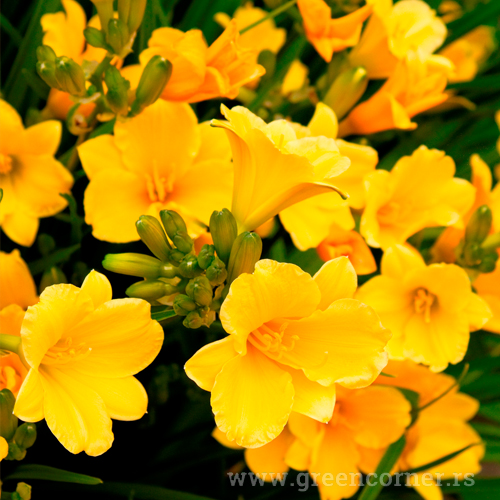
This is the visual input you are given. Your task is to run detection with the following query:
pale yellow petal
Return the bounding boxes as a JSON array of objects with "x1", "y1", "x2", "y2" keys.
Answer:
[
  {"x1": 14, "y1": 368, "x2": 45, "y2": 422},
  {"x1": 81, "y1": 270, "x2": 112, "y2": 309}
]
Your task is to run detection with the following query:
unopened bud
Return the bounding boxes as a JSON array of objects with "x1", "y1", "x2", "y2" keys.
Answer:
[
  {"x1": 136, "y1": 215, "x2": 171, "y2": 261},
  {"x1": 13, "y1": 423, "x2": 37, "y2": 450},
  {"x1": 36, "y1": 45, "x2": 56, "y2": 63},
  {"x1": 323, "y1": 66, "x2": 368, "y2": 120},
  {"x1": 465, "y1": 205, "x2": 492, "y2": 245},
  {"x1": 197, "y1": 244, "x2": 215, "y2": 270},
  {"x1": 90, "y1": 0, "x2": 114, "y2": 35},
  {"x1": 104, "y1": 66, "x2": 130, "y2": 115},
  {"x1": 206, "y1": 256, "x2": 227, "y2": 286},
  {"x1": 54, "y1": 57, "x2": 87, "y2": 97},
  {"x1": 183, "y1": 311, "x2": 204, "y2": 329},
  {"x1": 173, "y1": 294, "x2": 197, "y2": 316},
  {"x1": 130, "y1": 56, "x2": 172, "y2": 116},
  {"x1": 227, "y1": 232, "x2": 262, "y2": 285},
  {"x1": 258, "y1": 50, "x2": 276, "y2": 81},
  {"x1": 36, "y1": 61, "x2": 61, "y2": 90},
  {"x1": 179, "y1": 254, "x2": 202, "y2": 278},
  {"x1": 0, "y1": 389, "x2": 17, "y2": 441},
  {"x1": 119, "y1": 0, "x2": 147, "y2": 34},
  {"x1": 186, "y1": 276, "x2": 213, "y2": 306},
  {"x1": 15, "y1": 483, "x2": 32, "y2": 500},
  {"x1": 173, "y1": 232, "x2": 194, "y2": 254},
  {"x1": 160, "y1": 210, "x2": 188, "y2": 240},
  {"x1": 106, "y1": 18, "x2": 130, "y2": 56},
  {"x1": 126, "y1": 280, "x2": 175, "y2": 301},
  {"x1": 167, "y1": 249, "x2": 185, "y2": 267},
  {"x1": 210, "y1": 209, "x2": 237, "y2": 265},
  {"x1": 478, "y1": 252, "x2": 499, "y2": 273},
  {"x1": 39, "y1": 266, "x2": 67, "y2": 293},
  {"x1": 83, "y1": 27, "x2": 109, "y2": 50},
  {"x1": 102, "y1": 253, "x2": 163, "y2": 279}
]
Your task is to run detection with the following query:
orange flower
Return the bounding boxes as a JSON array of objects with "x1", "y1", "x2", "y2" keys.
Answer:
[
  {"x1": 298, "y1": 0, "x2": 372, "y2": 62},
  {"x1": 339, "y1": 52, "x2": 450, "y2": 136},
  {"x1": 317, "y1": 224, "x2": 377, "y2": 275},
  {"x1": 139, "y1": 20, "x2": 265, "y2": 103}
]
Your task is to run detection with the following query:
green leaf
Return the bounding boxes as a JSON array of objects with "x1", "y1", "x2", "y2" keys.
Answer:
[
  {"x1": 4, "y1": 465, "x2": 102, "y2": 485},
  {"x1": 400, "y1": 442, "x2": 482, "y2": 475},
  {"x1": 60, "y1": 193, "x2": 84, "y2": 244},
  {"x1": 151, "y1": 308, "x2": 177, "y2": 322},
  {"x1": 479, "y1": 402, "x2": 500, "y2": 424},
  {"x1": 1, "y1": 14, "x2": 23, "y2": 47},
  {"x1": 269, "y1": 238, "x2": 287, "y2": 262},
  {"x1": 441, "y1": 478, "x2": 500, "y2": 499},
  {"x1": 28, "y1": 244, "x2": 80, "y2": 275},
  {"x1": 472, "y1": 422, "x2": 500, "y2": 439},
  {"x1": 358, "y1": 435, "x2": 407, "y2": 500}
]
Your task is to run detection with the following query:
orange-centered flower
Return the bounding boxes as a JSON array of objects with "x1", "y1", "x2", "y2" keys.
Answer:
[
  {"x1": 185, "y1": 258, "x2": 390, "y2": 448},
  {"x1": 357, "y1": 244, "x2": 491, "y2": 371},
  {"x1": 13, "y1": 270, "x2": 164, "y2": 456},
  {"x1": 0, "y1": 100, "x2": 73, "y2": 247}
]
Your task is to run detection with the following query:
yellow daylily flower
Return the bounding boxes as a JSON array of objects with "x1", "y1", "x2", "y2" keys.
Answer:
[
  {"x1": 40, "y1": 0, "x2": 109, "y2": 120},
  {"x1": 13, "y1": 270, "x2": 164, "y2": 456},
  {"x1": 317, "y1": 224, "x2": 377, "y2": 276},
  {"x1": 214, "y1": 384, "x2": 411, "y2": 500},
  {"x1": 298, "y1": 0, "x2": 373, "y2": 62},
  {"x1": 0, "y1": 305, "x2": 29, "y2": 396},
  {"x1": 212, "y1": 104, "x2": 351, "y2": 233},
  {"x1": 78, "y1": 99, "x2": 233, "y2": 242},
  {"x1": 360, "y1": 145, "x2": 475, "y2": 250},
  {"x1": 363, "y1": 360, "x2": 484, "y2": 500},
  {"x1": 185, "y1": 258, "x2": 391, "y2": 448},
  {"x1": 357, "y1": 244, "x2": 491, "y2": 371},
  {"x1": 0, "y1": 100, "x2": 73, "y2": 247},
  {"x1": 349, "y1": 0, "x2": 447, "y2": 79},
  {"x1": 439, "y1": 26, "x2": 496, "y2": 83},
  {"x1": 139, "y1": 20, "x2": 265, "y2": 103},
  {"x1": 214, "y1": 2, "x2": 286, "y2": 56},
  {"x1": 0, "y1": 250, "x2": 38, "y2": 310},
  {"x1": 281, "y1": 59, "x2": 309, "y2": 96},
  {"x1": 339, "y1": 52, "x2": 451, "y2": 136}
]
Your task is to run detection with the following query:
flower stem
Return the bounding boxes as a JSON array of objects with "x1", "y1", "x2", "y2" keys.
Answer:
[
  {"x1": 0, "y1": 334, "x2": 21, "y2": 355},
  {"x1": 239, "y1": 0, "x2": 298, "y2": 35}
]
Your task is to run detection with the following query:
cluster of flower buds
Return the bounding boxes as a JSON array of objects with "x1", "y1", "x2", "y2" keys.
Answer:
[
  {"x1": 103, "y1": 209, "x2": 262, "y2": 329},
  {"x1": 456, "y1": 205, "x2": 500, "y2": 275},
  {"x1": 0, "y1": 389, "x2": 37, "y2": 461}
]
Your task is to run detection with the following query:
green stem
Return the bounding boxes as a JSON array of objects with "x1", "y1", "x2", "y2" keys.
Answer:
[
  {"x1": 239, "y1": 0, "x2": 298, "y2": 35},
  {"x1": 0, "y1": 334, "x2": 21, "y2": 355},
  {"x1": 90, "y1": 54, "x2": 113, "y2": 91},
  {"x1": 482, "y1": 232, "x2": 500, "y2": 251}
]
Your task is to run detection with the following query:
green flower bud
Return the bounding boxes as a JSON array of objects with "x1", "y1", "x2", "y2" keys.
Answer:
[
  {"x1": 482, "y1": 232, "x2": 500, "y2": 251},
  {"x1": 90, "y1": 0, "x2": 114, "y2": 35},
  {"x1": 102, "y1": 253, "x2": 163, "y2": 279},
  {"x1": 173, "y1": 232, "x2": 194, "y2": 254},
  {"x1": 37, "y1": 233, "x2": 56, "y2": 256},
  {"x1": 167, "y1": 249, "x2": 185, "y2": 267},
  {"x1": 478, "y1": 252, "x2": 499, "y2": 273},
  {"x1": 227, "y1": 232, "x2": 262, "y2": 285},
  {"x1": 173, "y1": 294, "x2": 197, "y2": 316},
  {"x1": 183, "y1": 311, "x2": 204, "y2": 329},
  {"x1": 178, "y1": 254, "x2": 202, "y2": 278},
  {"x1": 118, "y1": 0, "x2": 147, "y2": 34},
  {"x1": 13, "y1": 423, "x2": 37, "y2": 450},
  {"x1": 160, "y1": 210, "x2": 188, "y2": 240},
  {"x1": 36, "y1": 45, "x2": 57, "y2": 63},
  {"x1": 39, "y1": 266, "x2": 67, "y2": 293},
  {"x1": 130, "y1": 56, "x2": 172, "y2": 116},
  {"x1": 106, "y1": 18, "x2": 130, "y2": 56},
  {"x1": 54, "y1": 57, "x2": 87, "y2": 97},
  {"x1": 159, "y1": 263, "x2": 178, "y2": 279},
  {"x1": 7, "y1": 442, "x2": 26, "y2": 461},
  {"x1": 36, "y1": 61, "x2": 61, "y2": 90},
  {"x1": 126, "y1": 280, "x2": 175, "y2": 301},
  {"x1": 465, "y1": 205, "x2": 492, "y2": 245},
  {"x1": 15, "y1": 483, "x2": 32, "y2": 500},
  {"x1": 210, "y1": 209, "x2": 238, "y2": 265},
  {"x1": 323, "y1": 66, "x2": 368, "y2": 120},
  {"x1": 104, "y1": 66, "x2": 130, "y2": 116},
  {"x1": 206, "y1": 256, "x2": 227, "y2": 286},
  {"x1": 0, "y1": 389, "x2": 18, "y2": 441},
  {"x1": 197, "y1": 244, "x2": 215, "y2": 270},
  {"x1": 83, "y1": 26, "x2": 109, "y2": 50},
  {"x1": 258, "y1": 50, "x2": 276, "y2": 81},
  {"x1": 136, "y1": 215, "x2": 171, "y2": 262},
  {"x1": 463, "y1": 243, "x2": 482, "y2": 267},
  {"x1": 186, "y1": 276, "x2": 213, "y2": 306}
]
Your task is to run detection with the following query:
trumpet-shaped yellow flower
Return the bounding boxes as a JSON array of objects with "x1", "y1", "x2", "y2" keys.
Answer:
[
  {"x1": 0, "y1": 100, "x2": 73, "y2": 247},
  {"x1": 360, "y1": 146, "x2": 475, "y2": 250},
  {"x1": 139, "y1": 20, "x2": 265, "y2": 103},
  {"x1": 212, "y1": 104, "x2": 352, "y2": 233},
  {"x1": 0, "y1": 305, "x2": 29, "y2": 396},
  {"x1": 362, "y1": 360, "x2": 484, "y2": 500},
  {"x1": 214, "y1": 2, "x2": 286, "y2": 56},
  {"x1": 214, "y1": 384, "x2": 411, "y2": 500},
  {"x1": 339, "y1": 52, "x2": 451, "y2": 136},
  {"x1": 185, "y1": 258, "x2": 391, "y2": 448},
  {"x1": 298, "y1": 0, "x2": 373, "y2": 62},
  {"x1": 0, "y1": 250, "x2": 38, "y2": 310},
  {"x1": 317, "y1": 224, "x2": 377, "y2": 276},
  {"x1": 41, "y1": 0, "x2": 108, "y2": 120},
  {"x1": 13, "y1": 270, "x2": 164, "y2": 456},
  {"x1": 78, "y1": 99, "x2": 233, "y2": 242},
  {"x1": 357, "y1": 244, "x2": 491, "y2": 371},
  {"x1": 349, "y1": 0, "x2": 447, "y2": 79},
  {"x1": 439, "y1": 26, "x2": 496, "y2": 83}
]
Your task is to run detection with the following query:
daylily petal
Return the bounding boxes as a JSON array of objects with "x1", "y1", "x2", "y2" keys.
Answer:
[
  {"x1": 81, "y1": 270, "x2": 112, "y2": 309},
  {"x1": 22, "y1": 121, "x2": 61, "y2": 156},
  {"x1": 184, "y1": 336, "x2": 238, "y2": 391},
  {"x1": 1, "y1": 211, "x2": 39, "y2": 248},
  {"x1": 308, "y1": 102, "x2": 338, "y2": 139},
  {"x1": 212, "y1": 427, "x2": 243, "y2": 450},
  {"x1": 211, "y1": 344, "x2": 294, "y2": 448},
  {"x1": 78, "y1": 134, "x2": 125, "y2": 180},
  {"x1": 13, "y1": 368, "x2": 45, "y2": 422},
  {"x1": 463, "y1": 292, "x2": 492, "y2": 331},
  {"x1": 0, "y1": 250, "x2": 38, "y2": 309}
]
